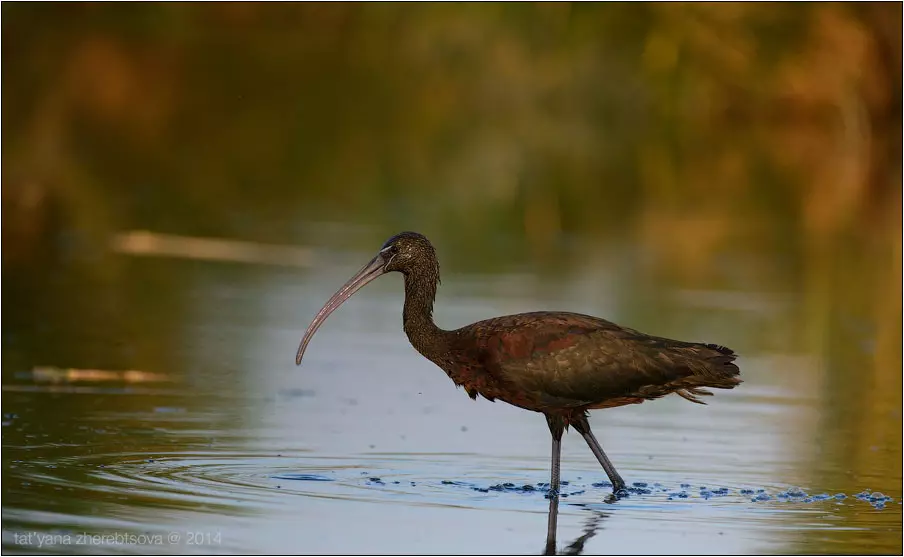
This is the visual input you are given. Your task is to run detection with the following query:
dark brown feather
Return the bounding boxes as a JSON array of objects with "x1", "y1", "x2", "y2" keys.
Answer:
[{"x1": 435, "y1": 312, "x2": 741, "y2": 414}]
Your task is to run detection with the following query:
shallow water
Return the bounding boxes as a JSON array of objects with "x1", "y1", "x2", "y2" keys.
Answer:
[{"x1": 3, "y1": 234, "x2": 901, "y2": 555}]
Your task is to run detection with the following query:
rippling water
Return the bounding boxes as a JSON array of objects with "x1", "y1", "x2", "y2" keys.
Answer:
[{"x1": 2, "y1": 238, "x2": 901, "y2": 554}]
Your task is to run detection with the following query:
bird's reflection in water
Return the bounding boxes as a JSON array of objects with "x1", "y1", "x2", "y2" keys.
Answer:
[{"x1": 543, "y1": 498, "x2": 611, "y2": 556}]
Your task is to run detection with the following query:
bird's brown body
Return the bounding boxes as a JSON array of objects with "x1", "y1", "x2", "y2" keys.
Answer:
[
  {"x1": 295, "y1": 231, "x2": 741, "y2": 550},
  {"x1": 424, "y1": 312, "x2": 739, "y2": 419}
]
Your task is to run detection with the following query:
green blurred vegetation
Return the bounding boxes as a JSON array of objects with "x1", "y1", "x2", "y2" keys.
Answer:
[
  {"x1": 3, "y1": 3, "x2": 899, "y2": 252},
  {"x1": 2, "y1": 4, "x2": 901, "y2": 553}
]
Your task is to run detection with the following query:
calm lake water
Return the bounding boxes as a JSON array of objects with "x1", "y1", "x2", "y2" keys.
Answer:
[{"x1": 2, "y1": 229, "x2": 901, "y2": 555}]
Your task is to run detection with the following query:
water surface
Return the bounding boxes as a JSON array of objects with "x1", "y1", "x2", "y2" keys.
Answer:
[{"x1": 3, "y1": 234, "x2": 900, "y2": 554}]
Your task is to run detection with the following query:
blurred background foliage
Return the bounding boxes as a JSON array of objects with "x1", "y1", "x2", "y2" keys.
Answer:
[{"x1": 3, "y1": 3, "x2": 900, "y2": 255}]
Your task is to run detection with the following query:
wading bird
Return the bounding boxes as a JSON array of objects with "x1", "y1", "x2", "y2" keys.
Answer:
[{"x1": 296, "y1": 232, "x2": 741, "y2": 544}]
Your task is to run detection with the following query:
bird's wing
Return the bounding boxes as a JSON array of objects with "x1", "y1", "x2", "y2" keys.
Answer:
[{"x1": 451, "y1": 312, "x2": 736, "y2": 408}]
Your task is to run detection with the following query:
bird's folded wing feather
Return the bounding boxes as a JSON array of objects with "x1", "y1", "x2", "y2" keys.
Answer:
[{"x1": 452, "y1": 311, "x2": 734, "y2": 407}]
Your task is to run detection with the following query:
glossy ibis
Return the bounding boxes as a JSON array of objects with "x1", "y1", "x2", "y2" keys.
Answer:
[{"x1": 295, "y1": 232, "x2": 741, "y2": 540}]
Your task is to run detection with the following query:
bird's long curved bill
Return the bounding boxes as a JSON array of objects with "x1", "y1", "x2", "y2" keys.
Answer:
[{"x1": 295, "y1": 253, "x2": 386, "y2": 365}]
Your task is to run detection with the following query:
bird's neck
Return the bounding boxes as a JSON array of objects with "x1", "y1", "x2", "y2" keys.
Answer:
[{"x1": 402, "y1": 269, "x2": 447, "y2": 360}]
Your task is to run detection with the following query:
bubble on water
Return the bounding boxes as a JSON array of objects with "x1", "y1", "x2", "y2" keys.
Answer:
[
  {"x1": 855, "y1": 491, "x2": 872, "y2": 501},
  {"x1": 479, "y1": 482, "x2": 544, "y2": 495}
]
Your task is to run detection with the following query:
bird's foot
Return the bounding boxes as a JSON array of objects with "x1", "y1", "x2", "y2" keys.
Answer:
[{"x1": 609, "y1": 482, "x2": 628, "y2": 501}]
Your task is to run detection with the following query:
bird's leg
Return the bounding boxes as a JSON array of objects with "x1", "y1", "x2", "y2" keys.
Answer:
[
  {"x1": 571, "y1": 415, "x2": 627, "y2": 495},
  {"x1": 546, "y1": 414, "x2": 565, "y2": 496},
  {"x1": 544, "y1": 414, "x2": 566, "y2": 554}
]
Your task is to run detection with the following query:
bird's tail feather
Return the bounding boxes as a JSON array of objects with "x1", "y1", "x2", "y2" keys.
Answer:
[{"x1": 676, "y1": 387, "x2": 714, "y2": 404}]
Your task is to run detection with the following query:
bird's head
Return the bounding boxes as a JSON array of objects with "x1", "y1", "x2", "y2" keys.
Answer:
[
  {"x1": 295, "y1": 231, "x2": 438, "y2": 365},
  {"x1": 378, "y1": 231, "x2": 437, "y2": 274}
]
